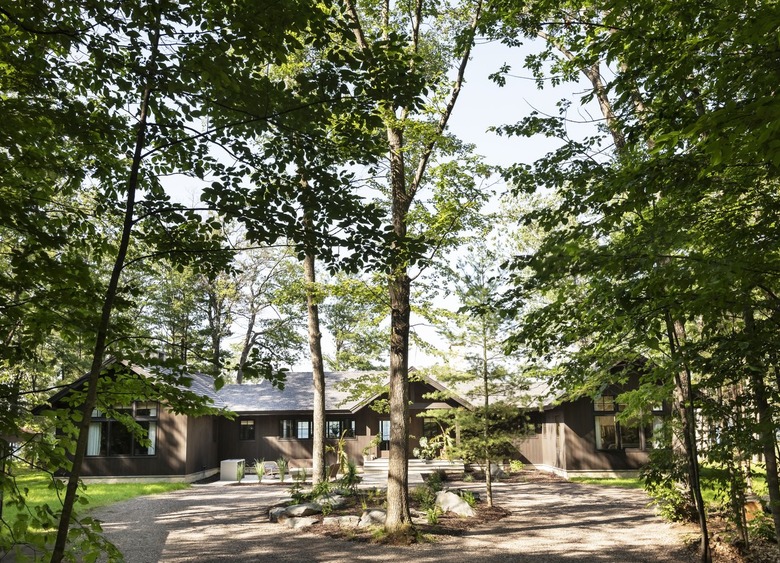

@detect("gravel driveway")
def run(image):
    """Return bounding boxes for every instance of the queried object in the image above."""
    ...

[92,473,696,562]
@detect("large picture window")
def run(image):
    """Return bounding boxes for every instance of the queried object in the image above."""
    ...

[594,395,662,451]
[326,419,356,439]
[279,419,312,439]
[87,402,158,457]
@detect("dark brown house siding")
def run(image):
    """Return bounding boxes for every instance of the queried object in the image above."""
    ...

[216,380,463,466]
[517,387,657,477]
[184,414,220,476]
[80,407,189,479]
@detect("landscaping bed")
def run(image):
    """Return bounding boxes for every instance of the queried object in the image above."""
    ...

[267,470,513,544]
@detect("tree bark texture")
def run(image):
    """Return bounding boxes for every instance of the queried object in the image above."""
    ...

[482,318,493,507]
[385,125,413,531]
[50,51,157,563]
[665,312,711,563]
[304,249,327,485]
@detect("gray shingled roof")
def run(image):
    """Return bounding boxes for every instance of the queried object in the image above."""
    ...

[217,371,379,414]
[128,364,229,409]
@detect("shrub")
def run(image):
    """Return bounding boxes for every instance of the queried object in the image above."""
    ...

[642,450,697,522]
[277,457,288,482]
[748,511,775,542]
[411,485,437,512]
[425,469,446,492]
[509,460,525,473]
[254,459,265,481]
[425,506,442,524]
[311,480,332,499]
[339,461,360,494]
[459,490,476,508]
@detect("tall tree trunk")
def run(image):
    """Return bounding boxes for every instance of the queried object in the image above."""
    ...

[744,304,780,542]
[664,311,711,563]
[304,240,327,485]
[482,318,493,507]
[385,125,413,532]
[340,0,480,533]
[235,308,256,385]
[51,22,159,561]
[207,278,223,370]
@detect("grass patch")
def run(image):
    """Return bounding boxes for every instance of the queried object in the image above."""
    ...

[2,470,189,533]
[569,477,643,489]
[698,465,769,507]
[571,466,770,507]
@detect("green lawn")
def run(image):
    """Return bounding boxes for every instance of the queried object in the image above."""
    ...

[570,465,770,508]
[2,470,189,533]
[569,476,644,489]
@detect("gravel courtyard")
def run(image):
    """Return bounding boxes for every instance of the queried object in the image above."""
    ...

[92,472,696,562]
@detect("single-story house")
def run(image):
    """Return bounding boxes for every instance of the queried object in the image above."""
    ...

[42,362,471,482]
[215,369,472,468]
[41,360,665,482]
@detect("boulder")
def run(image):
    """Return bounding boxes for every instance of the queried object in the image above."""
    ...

[285,503,322,517]
[489,463,507,479]
[358,509,386,528]
[268,507,288,523]
[435,490,475,517]
[315,494,347,510]
[323,515,360,528]
[283,516,320,530]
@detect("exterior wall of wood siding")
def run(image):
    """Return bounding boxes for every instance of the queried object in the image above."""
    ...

[80,407,188,477]
[517,397,651,474]
[185,415,220,475]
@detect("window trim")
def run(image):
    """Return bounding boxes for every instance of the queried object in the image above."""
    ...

[86,401,159,458]
[325,419,356,439]
[239,418,256,441]
[593,395,663,452]
[279,418,313,440]
[421,418,440,439]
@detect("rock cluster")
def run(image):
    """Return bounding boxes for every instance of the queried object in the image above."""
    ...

[268,488,478,531]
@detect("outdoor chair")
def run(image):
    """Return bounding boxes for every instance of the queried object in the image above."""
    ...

[263,461,280,478]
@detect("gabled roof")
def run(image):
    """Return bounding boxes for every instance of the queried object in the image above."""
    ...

[41,361,474,416]
[40,359,227,411]
[522,379,558,409]
[217,370,473,414]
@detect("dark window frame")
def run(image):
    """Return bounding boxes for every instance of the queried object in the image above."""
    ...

[239,418,256,441]
[325,419,356,439]
[422,418,440,439]
[279,418,313,439]
[594,395,663,451]
[87,401,159,457]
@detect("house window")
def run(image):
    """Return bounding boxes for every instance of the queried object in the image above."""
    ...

[86,402,158,457]
[239,419,255,441]
[326,419,355,439]
[297,420,312,439]
[280,419,294,438]
[594,395,662,451]
[422,418,440,439]
[280,419,312,439]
